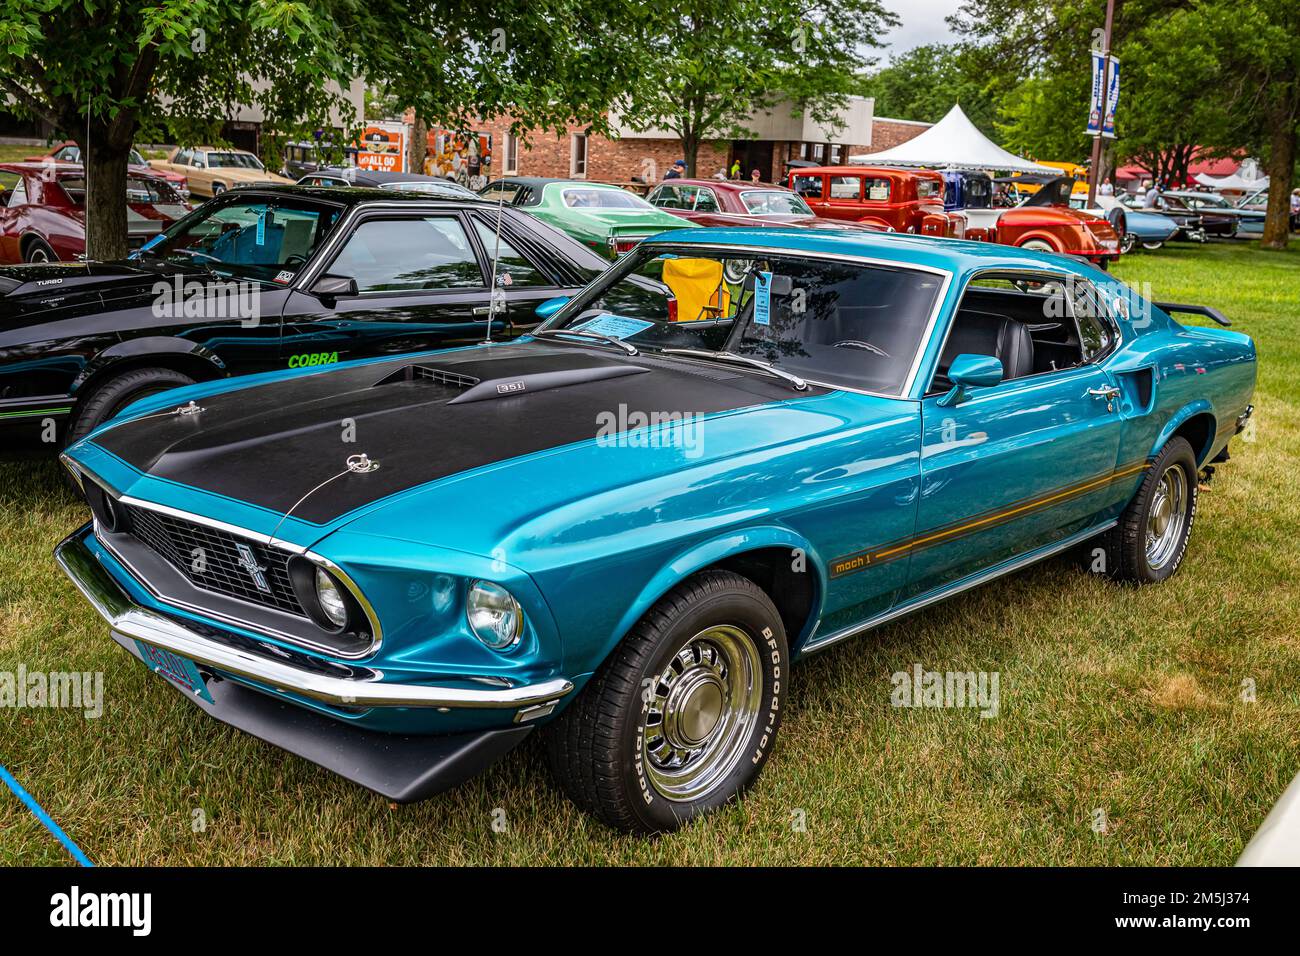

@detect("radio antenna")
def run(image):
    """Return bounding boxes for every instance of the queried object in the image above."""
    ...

[484,176,506,344]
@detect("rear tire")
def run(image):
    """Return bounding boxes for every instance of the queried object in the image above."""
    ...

[546,570,787,833]
[1093,437,1198,584]
[24,238,56,262]
[1141,240,1165,251]
[1020,238,1056,253]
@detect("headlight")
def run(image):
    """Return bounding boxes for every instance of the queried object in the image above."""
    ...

[315,567,350,628]
[466,581,523,649]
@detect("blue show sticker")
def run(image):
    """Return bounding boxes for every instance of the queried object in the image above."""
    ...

[573,314,655,340]
[753,271,772,326]
[256,211,266,246]
[138,234,163,252]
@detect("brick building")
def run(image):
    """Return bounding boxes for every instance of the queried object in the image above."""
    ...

[401,99,936,189]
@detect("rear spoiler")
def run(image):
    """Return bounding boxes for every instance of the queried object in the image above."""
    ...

[1154,301,1232,327]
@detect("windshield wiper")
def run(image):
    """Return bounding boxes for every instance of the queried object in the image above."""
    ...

[533,328,639,356]
[660,348,808,391]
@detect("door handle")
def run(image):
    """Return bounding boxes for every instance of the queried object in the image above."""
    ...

[1087,385,1121,411]
[472,306,492,316]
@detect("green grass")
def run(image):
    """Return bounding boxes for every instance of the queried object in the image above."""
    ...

[2,242,1298,865]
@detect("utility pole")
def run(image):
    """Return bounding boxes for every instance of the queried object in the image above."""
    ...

[1086,0,1116,206]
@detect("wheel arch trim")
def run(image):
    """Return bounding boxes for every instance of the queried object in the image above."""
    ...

[69,338,228,397]
[1153,400,1219,465]
[606,526,827,661]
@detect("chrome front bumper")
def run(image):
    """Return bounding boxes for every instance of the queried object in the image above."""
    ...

[55,528,574,715]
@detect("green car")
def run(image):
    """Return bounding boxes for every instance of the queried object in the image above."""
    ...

[478,177,695,258]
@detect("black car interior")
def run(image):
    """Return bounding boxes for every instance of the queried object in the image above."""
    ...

[928,281,1099,394]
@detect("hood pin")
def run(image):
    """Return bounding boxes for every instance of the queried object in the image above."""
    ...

[174,400,204,416]
[347,453,380,473]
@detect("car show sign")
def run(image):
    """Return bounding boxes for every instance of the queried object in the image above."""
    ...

[356,122,407,172]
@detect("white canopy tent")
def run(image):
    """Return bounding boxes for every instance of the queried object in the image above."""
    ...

[849,104,1056,174]
[1193,171,1269,192]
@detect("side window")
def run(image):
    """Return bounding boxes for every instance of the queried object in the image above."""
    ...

[863,177,891,201]
[792,174,823,199]
[693,187,720,212]
[829,176,861,200]
[8,179,27,207]
[192,152,207,168]
[1069,280,1116,360]
[649,185,681,208]
[329,217,485,292]
[472,219,553,287]
[54,146,80,162]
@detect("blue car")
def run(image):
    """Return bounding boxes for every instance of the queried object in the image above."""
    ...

[56,228,1257,832]
[1070,196,1182,253]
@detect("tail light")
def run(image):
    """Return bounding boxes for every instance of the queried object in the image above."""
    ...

[607,236,644,256]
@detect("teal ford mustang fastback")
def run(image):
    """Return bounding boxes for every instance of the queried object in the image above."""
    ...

[56,228,1256,832]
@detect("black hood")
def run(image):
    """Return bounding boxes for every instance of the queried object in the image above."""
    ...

[89,342,816,525]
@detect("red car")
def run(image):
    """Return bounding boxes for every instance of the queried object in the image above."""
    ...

[646,178,883,231]
[970,176,1121,267]
[0,162,191,263]
[27,141,190,199]
[789,166,967,237]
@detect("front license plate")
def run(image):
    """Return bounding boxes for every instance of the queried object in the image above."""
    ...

[134,640,215,704]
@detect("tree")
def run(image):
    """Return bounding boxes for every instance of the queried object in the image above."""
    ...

[863,44,1000,135]
[615,0,898,177]
[0,1,387,260]
[951,0,1298,247]
[0,0,646,261]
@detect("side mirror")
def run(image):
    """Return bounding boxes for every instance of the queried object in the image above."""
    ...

[937,353,1003,407]
[535,295,570,319]
[310,274,357,298]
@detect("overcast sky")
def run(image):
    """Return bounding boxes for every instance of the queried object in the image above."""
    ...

[881,0,965,56]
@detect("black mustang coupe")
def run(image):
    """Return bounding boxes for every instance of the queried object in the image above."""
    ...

[0,185,610,454]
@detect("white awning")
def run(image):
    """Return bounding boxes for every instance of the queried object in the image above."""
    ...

[1193,172,1269,192]
[849,104,1055,174]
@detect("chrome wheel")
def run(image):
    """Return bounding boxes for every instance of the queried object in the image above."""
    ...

[642,624,763,802]
[1145,464,1188,570]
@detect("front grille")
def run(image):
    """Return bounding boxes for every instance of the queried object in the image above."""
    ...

[124,504,306,617]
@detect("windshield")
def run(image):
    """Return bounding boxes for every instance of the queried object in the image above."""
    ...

[545,245,945,394]
[208,152,265,170]
[740,190,813,216]
[136,195,341,282]
[560,187,652,210]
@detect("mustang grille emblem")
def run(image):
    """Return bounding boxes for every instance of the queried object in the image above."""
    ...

[234,542,271,593]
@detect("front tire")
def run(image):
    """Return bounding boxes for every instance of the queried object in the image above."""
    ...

[1141,240,1165,251]
[66,367,196,448]
[546,570,787,833]
[1094,437,1198,584]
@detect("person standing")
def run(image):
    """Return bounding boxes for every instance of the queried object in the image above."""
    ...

[750,169,762,184]
[1098,177,1115,197]
[729,158,741,179]
[1142,178,1160,208]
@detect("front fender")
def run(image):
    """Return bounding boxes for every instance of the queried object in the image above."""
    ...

[607,524,826,660]
[70,336,227,395]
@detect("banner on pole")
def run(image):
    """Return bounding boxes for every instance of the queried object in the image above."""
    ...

[1086,51,1105,136]
[1102,56,1120,139]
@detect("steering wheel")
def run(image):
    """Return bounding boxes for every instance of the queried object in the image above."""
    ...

[832,339,891,358]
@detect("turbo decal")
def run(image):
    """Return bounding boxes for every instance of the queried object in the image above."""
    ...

[829,457,1154,578]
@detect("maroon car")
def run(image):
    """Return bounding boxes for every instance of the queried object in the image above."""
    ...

[0,162,191,263]
[27,141,191,199]
[645,178,883,231]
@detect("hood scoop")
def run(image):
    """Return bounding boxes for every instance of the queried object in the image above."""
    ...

[372,359,649,405]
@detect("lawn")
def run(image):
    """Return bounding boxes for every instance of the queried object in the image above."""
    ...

[1,241,1297,866]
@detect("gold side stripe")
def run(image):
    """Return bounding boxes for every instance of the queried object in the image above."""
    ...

[829,459,1152,578]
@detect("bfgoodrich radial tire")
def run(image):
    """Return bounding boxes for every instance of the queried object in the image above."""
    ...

[1096,436,1198,584]
[66,367,196,448]
[546,570,787,833]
